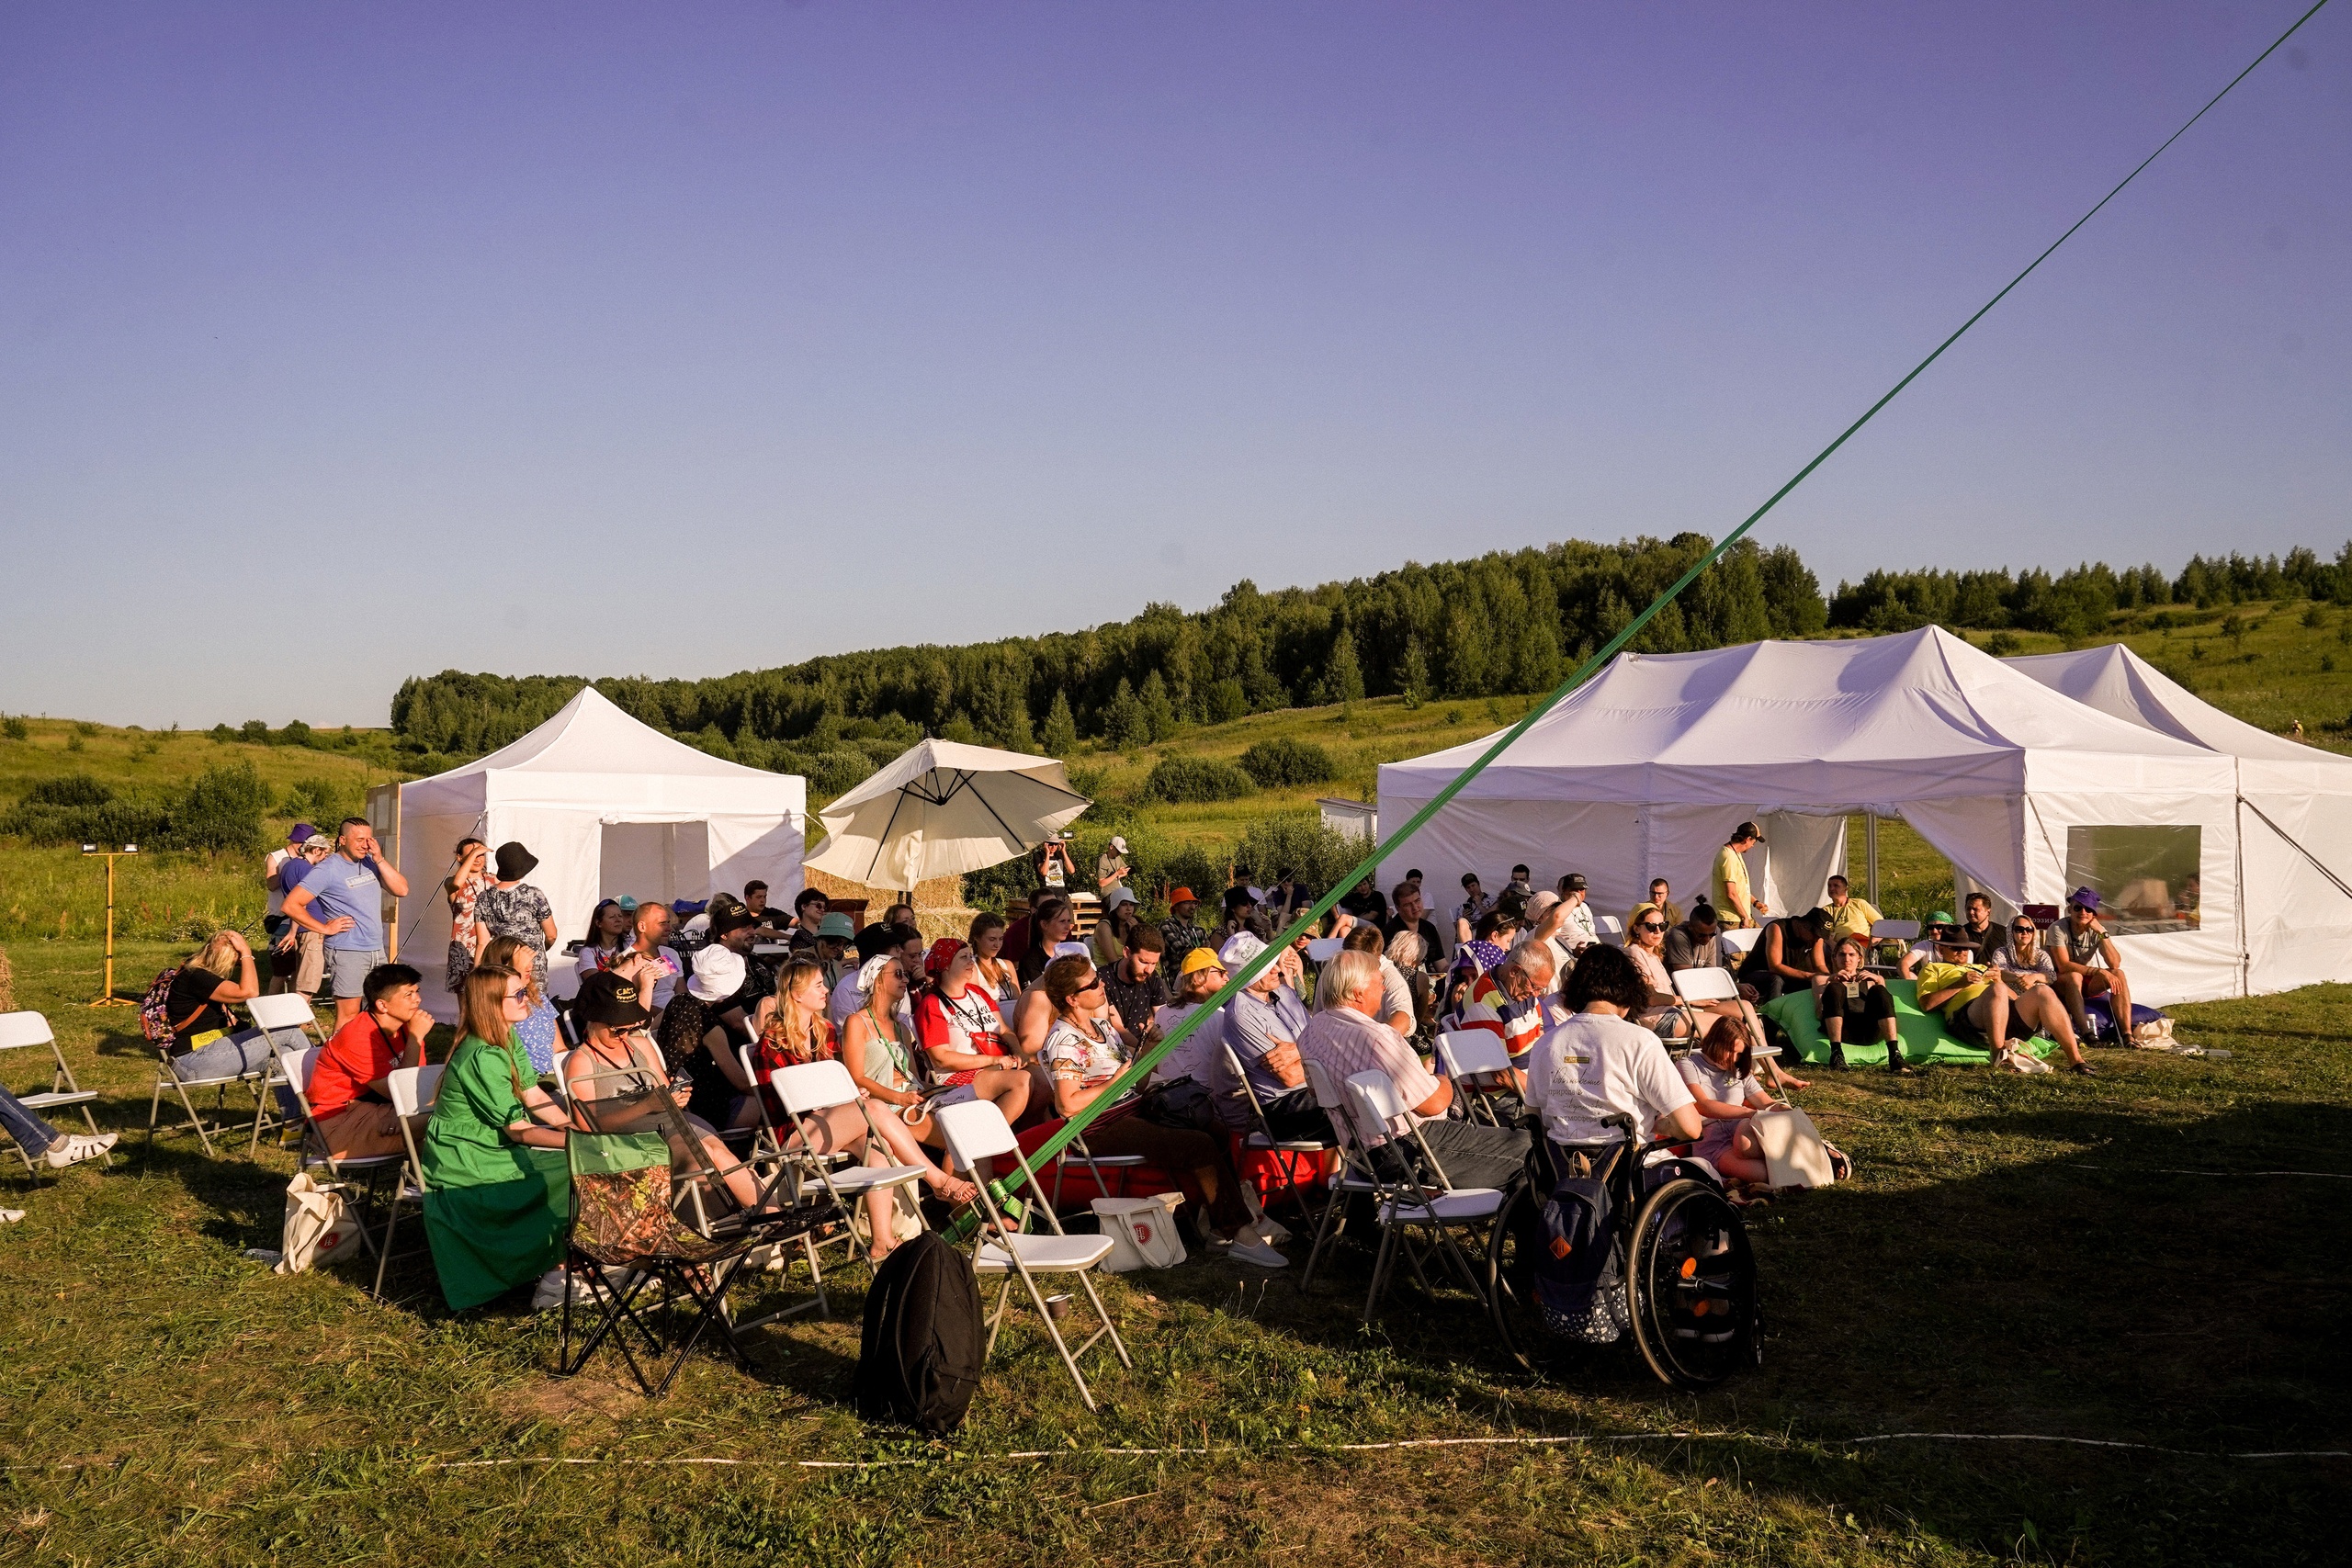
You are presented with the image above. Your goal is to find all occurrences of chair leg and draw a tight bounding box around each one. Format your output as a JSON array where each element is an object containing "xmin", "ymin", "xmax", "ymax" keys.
[
  {"xmin": 373, "ymin": 1196, "xmax": 401, "ymax": 1300},
  {"xmin": 1300, "ymin": 1180, "xmax": 1351, "ymax": 1292},
  {"xmin": 1011, "ymin": 1261, "xmax": 1096, "ymax": 1413},
  {"xmin": 985, "ymin": 1271, "xmax": 1015, "ymax": 1359},
  {"xmin": 1072, "ymin": 1267, "xmax": 1131, "ymax": 1371},
  {"xmin": 1363, "ymin": 1224, "xmax": 1397, "ymax": 1322},
  {"xmin": 170, "ymin": 1078, "xmax": 217, "ymax": 1157}
]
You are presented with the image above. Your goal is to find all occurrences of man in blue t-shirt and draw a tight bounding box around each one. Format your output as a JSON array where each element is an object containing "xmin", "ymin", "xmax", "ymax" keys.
[{"xmin": 283, "ymin": 817, "xmax": 413, "ymax": 1023}]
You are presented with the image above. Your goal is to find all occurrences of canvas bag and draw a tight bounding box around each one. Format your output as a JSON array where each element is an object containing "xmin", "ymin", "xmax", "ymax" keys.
[
  {"xmin": 1091, "ymin": 1192, "xmax": 1187, "ymax": 1272},
  {"xmin": 275, "ymin": 1171, "xmax": 365, "ymax": 1274},
  {"xmin": 1751, "ymin": 1107, "xmax": 1838, "ymax": 1189}
]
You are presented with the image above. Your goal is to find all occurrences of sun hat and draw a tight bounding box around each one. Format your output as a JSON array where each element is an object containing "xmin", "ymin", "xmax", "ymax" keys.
[
  {"xmin": 493, "ymin": 841, "xmax": 538, "ymax": 881},
  {"xmin": 1218, "ymin": 931, "xmax": 1269, "ymax": 970},
  {"xmin": 1527, "ymin": 890, "xmax": 1561, "ymax": 917},
  {"xmin": 1223, "ymin": 886, "xmax": 1257, "ymax": 911},
  {"xmin": 818, "ymin": 911, "xmax": 856, "ymax": 941},
  {"xmin": 287, "ymin": 822, "xmax": 320, "ymax": 843},
  {"xmin": 2069, "ymin": 886, "xmax": 2102, "ymax": 910},
  {"xmin": 1052, "ymin": 941, "xmax": 1091, "ymax": 959},
  {"xmin": 1168, "ymin": 886, "xmax": 1199, "ymax": 908},
  {"xmin": 574, "ymin": 969, "xmax": 651, "ymax": 1029},
  {"xmin": 1179, "ymin": 947, "xmax": 1227, "ymax": 977},
  {"xmin": 686, "ymin": 945, "xmax": 746, "ymax": 1005},
  {"xmin": 1102, "ymin": 886, "xmax": 1138, "ymax": 910},
  {"xmin": 923, "ymin": 937, "xmax": 967, "ymax": 975}
]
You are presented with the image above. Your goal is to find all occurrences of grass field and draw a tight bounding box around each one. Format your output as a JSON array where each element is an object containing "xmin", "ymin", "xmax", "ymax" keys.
[{"xmin": 1, "ymin": 934, "xmax": 2346, "ymax": 1566}]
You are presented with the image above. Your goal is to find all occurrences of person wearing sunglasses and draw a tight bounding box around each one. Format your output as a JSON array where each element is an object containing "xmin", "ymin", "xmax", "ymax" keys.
[{"xmin": 1991, "ymin": 917, "xmax": 2096, "ymax": 1075}]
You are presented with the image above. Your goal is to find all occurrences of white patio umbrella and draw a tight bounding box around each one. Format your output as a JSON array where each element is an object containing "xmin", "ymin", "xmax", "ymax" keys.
[{"xmin": 804, "ymin": 739, "xmax": 1091, "ymax": 889}]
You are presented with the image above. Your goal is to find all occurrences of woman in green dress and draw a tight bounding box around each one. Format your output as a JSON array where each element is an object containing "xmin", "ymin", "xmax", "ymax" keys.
[{"xmin": 421, "ymin": 963, "xmax": 571, "ymax": 1312}]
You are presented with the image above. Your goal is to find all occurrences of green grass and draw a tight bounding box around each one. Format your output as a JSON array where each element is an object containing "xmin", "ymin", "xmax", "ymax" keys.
[{"xmin": 1, "ymin": 936, "xmax": 2346, "ymax": 1564}]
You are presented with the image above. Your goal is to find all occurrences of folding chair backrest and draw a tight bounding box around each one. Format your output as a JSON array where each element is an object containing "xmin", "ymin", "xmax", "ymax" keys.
[
  {"xmin": 1870, "ymin": 919, "xmax": 1921, "ymax": 942},
  {"xmin": 387, "ymin": 1065, "xmax": 444, "ymax": 1120},
  {"xmin": 1671, "ymin": 965, "xmax": 1742, "ymax": 1005},
  {"xmin": 1345, "ymin": 1068, "xmax": 1409, "ymax": 1133},
  {"xmin": 933, "ymin": 1098, "xmax": 1018, "ymax": 1172},
  {"xmin": 1435, "ymin": 1029, "xmax": 1512, "ymax": 1080},
  {"xmin": 549, "ymin": 1048, "xmax": 576, "ymax": 1099},
  {"xmin": 0, "ymin": 1010, "xmax": 56, "ymax": 1050},
  {"xmin": 1719, "ymin": 926, "xmax": 1762, "ymax": 955},
  {"xmin": 545, "ymin": 953, "xmax": 583, "ymax": 1001},
  {"xmin": 244, "ymin": 993, "xmax": 318, "ymax": 1033},
  {"xmin": 774, "ymin": 1058, "xmax": 857, "ymax": 1117},
  {"xmin": 1302, "ymin": 1055, "xmax": 1346, "ymax": 1111},
  {"xmin": 277, "ymin": 1045, "xmax": 322, "ymax": 1102},
  {"xmin": 1593, "ymin": 915, "xmax": 1626, "ymax": 947}
]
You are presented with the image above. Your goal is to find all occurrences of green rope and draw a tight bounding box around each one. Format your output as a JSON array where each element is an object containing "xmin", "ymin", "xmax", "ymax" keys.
[{"xmin": 966, "ymin": 0, "xmax": 2334, "ymax": 1226}]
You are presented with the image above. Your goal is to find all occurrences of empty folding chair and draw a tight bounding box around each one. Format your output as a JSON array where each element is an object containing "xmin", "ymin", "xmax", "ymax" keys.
[
  {"xmin": 762, "ymin": 1059, "xmax": 931, "ymax": 1319},
  {"xmin": 1717, "ymin": 926, "xmax": 1763, "ymax": 957},
  {"xmin": 245, "ymin": 992, "xmax": 327, "ymax": 1149},
  {"xmin": 1295, "ymin": 1058, "xmax": 1384, "ymax": 1293},
  {"xmin": 0, "ymin": 1011, "xmax": 109, "ymax": 1175},
  {"xmin": 933, "ymin": 1098, "xmax": 1132, "ymax": 1413},
  {"xmin": 1592, "ymin": 914, "xmax": 1626, "ymax": 947},
  {"xmin": 1868, "ymin": 919, "xmax": 1920, "ymax": 974},
  {"xmin": 1340, "ymin": 1069, "xmax": 1509, "ymax": 1325},
  {"xmin": 375, "ymin": 1064, "xmax": 445, "ymax": 1299},
  {"xmin": 1433, "ymin": 1029, "xmax": 1520, "ymax": 1126}
]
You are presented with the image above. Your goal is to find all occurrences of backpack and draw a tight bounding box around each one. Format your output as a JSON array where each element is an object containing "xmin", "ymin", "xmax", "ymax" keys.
[
  {"xmin": 138, "ymin": 968, "xmax": 186, "ymax": 1045},
  {"xmin": 855, "ymin": 1232, "xmax": 985, "ymax": 1436}
]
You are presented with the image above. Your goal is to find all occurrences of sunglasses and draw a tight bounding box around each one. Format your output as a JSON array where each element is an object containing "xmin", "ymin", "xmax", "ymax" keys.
[
  {"xmin": 501, "ymin": 987, "xmax": 529, "ymax": 1002},
  {"xmin": 1637, "ymin": 920, "xmax": 1667, "ymax": 932}
]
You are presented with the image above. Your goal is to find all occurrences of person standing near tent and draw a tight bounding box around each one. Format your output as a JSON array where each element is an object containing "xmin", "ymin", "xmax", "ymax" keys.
[
  {"xmin": 2050, "ymin": 889, "xmax": 2135, "ymax": 1048},
  {"xmin": 282, "ymin": 817, "xmax": 413, "ymax": 1026},
  {"xmin": 470, "ymin": 842, "xmax": 558, "ymax": 989},
  {"xmin": 440, "ymin": 838, "xmax": 493, "ymax": 992},
  {"xmin": 1712, "ymin": 823, "xmax": 1767, "ymax": 929}
]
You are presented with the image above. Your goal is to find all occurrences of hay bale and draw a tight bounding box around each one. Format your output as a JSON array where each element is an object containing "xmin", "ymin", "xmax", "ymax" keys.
[{"xmin": 0, "ymin": 943, "xmax": 13, "ymax": 1014}]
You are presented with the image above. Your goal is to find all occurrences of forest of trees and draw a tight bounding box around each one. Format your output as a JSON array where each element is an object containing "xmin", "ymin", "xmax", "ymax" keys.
[{"xmin": 387, "ymin": 536, "xmax": 2352, "ymax": 773}]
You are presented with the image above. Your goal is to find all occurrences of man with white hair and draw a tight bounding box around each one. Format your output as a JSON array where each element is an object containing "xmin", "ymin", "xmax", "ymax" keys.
[
  {"xmin": 1300, "ymin": 948, "xmax": 1531, "ymax": 1191},
  {"xmin": 1453, "ymin": 937, "xmax": 1565, "ymax": 1068}
]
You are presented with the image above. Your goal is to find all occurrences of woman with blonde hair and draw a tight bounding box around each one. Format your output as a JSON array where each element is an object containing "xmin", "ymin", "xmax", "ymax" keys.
[
  {"xmin": 479, "ymin": 934, "xmax": 560, "ymax": 1076},
  {"xmin": 419, "ymin": 963, "xmax": 571, "ymax": 1311},
  {"xmin": 161, "ymin": 928, "xmax": 272, "ymax": 1082}
]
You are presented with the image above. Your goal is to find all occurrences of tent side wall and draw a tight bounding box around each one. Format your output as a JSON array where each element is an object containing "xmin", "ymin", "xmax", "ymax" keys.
[{"xmin": 2236, "ymin": 765, "xmax": 2352, "ymax": 996}]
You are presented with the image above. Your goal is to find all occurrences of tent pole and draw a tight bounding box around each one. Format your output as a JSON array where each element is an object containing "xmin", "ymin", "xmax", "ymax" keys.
[{"xmin": 1865, "ymin": 812, "xmax": 1879, "ymax": 907}]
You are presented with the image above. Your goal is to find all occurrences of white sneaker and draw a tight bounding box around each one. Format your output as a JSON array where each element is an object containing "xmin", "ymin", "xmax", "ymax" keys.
[
  {"xmin": 1227, "ymin": 1239, "xmax": 1290, "ymax": 1269},
  {"xmin": 1244, "ymin": 1215, "xmax": 1292, "ymax": 1247},
  {"xmin": 0, "ymin": 1209, "xmax": 24, "ymax": 1224},
  {"xmin": 44, "ymin": 1133, "xmax": 117, "ymax": 1168}
]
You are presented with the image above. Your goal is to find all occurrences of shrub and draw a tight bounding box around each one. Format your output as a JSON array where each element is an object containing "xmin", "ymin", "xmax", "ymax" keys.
[
  {"xmin": 1139, "ymin": 756, "xmax": 1254, "ymax": 804},
  {"xmin": 26, "ymin": 774, "xmax": 113, "ymax": 808},
  {"xmin": 1984, "ymin": 631, "xmax": 2023, "ymax": 657},
  {"xmin": 1237, "ymin": 738, "xmax": 1338, "ymax": 789},
  {"xmin": 2, "ymin": 764, "xmax": 266, "ymax": 852},
  {"xmin": 282, "ymin": 776, "xmax": 360, "ymax": 826},
  {"xmin": 168, "ymin": 762, "xmax": 271, "ymax": 852},
  {"xmin": 1, "ymin": 716, "xmax": 26, "ymax": 740},
  {"xmin": 1231, "ymin": 810, "xmax": 1371, "ymax": 901}
]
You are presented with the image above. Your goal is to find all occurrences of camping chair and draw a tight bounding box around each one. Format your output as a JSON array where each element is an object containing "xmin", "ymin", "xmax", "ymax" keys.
[
  {"xmin": 1340, "ymin": 1069, "xmax": 1507, "ymax": 1325},
  {"xmin": 557, "ymin": 1054, "xmax": 834, "ymax": 1397},
  {"xmin": 1433, "ymin": 1030, "xmax": 1520, "ymax": 1126},
  {"xmin": 374, "ymin": 1065, "xmax": 445, "ymax": 1300},
  {"xmin": 761, "ymin": 1059, "xmax": 931, "ymax": 1321},
  {"xmin": 0, "ymin": 1011, "xmax": 109, "ymax": 1176},
  {"xmin": 933, "ymin": 1099, "xmax": 1132, "ymax": 1414},
  {"xmin": 1216, "ymin": 1039, "xmax": 1328, "ymax": 1226},
  {"xmin": 1295, "ymin": 1058, "xmax": 1385, "ymax": 1293}
]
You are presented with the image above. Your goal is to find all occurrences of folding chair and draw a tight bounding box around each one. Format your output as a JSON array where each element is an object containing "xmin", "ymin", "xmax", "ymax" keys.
[
  {"xmin": 1718, "ymin": 926, "xmax": 1763, "ymax": 956},
  {"xmin": 1433, "ymin": 1030, "xmax": 1519, "ymax": 1126},
  {"xmin": 1592, "ymin": 914, "xmax": 1626, "ymax": 947},
  {"xmin": 377, "ymin": 1065, "xmax": 445, "ymax": 1300},
  {"xmin": 558, "ymin": 1056, "xmax": 836, "ymax": 1397},
  {"xmin": 762, "ymin": 1059, "xmax": 930, "ymax": 1320},
  {"xmin": 1340, "ymin": 1069, "xmax": 1508, "ymax": 1325},
  {"xmin": 1868, "ymin": 919, "xmax": 1920, "ymax": 974},
  {"xmin": 1667, "ymin": 968, "xmax": 1781, "ymax": 1063},
  {"xmin": 0, "ymin": 1011, "xmax": 109, "ymax": 1175},
  {"xmin": 1046, "ymin": 1118, "xmax": 1150, "ymax": 1212},
  {"xmin": 1295, "ymin": 1058, "xmax": 1383, "ymax": 1293},
  {"xmin": 245, "ymin": 992, "xmax": 327, "ymax": 1147},
  {"xmin": 1217, "ymin": 1040, "xmax": 1328, "ymax": 1228},
  {"xmin": 147, "ymin": 1022, "xmax": 279, "ymax": 1159},
  {"xmin": 933, "ymin": 1099, "xmax": 1132, "ymax": 1413}
]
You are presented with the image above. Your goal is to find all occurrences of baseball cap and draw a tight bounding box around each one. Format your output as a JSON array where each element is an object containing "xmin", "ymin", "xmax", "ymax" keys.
[
  {"xmin": 615, "ymin": 895, "xmax": 639, "ymax": 912},
  {"xmin": 686, "ymin": 945, "xmax": 746, "ymax": 1005},
  {"xmin": 1110, "ymin": 835, "xmax": 1127, "ymax": 852},
  {"xmin": 1927, "ymin": 910, "xmax": 1953, "ymax": 925},
  {"xmin": 818, "ymin": 911, "xmax": 856, "ymax": 941},
  {"xmin": 574, "ymin": 969, "xmax": 651, "ymax": 1029},
  {"xmin": 711, "ymin": 910, "xmax": 759, "ymax": 938},
  {"xmin": 2069, "ymin": 886, "xmax": 2102, "ymax": 911},
  {"xmin": 1561, "ymin": 873, "xmax": 1589, "ymax": 893},
  {"xmin": 1179, "ymin": 947, "xmax": 1227, "ymax": 977},
  {"xmin": 1735, "ymin": 820, "xmax": 1764, "ymax": 842}
]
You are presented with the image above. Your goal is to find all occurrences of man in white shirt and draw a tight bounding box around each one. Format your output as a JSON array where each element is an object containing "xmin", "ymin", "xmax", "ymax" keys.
[
  {"xmin": 1522, "ymin": 944, "xmax": 1702, "ymax": 1148},
  {"xmin": 1300, "ymin": 950, "xmax": 1530, "ymax": 1191}
]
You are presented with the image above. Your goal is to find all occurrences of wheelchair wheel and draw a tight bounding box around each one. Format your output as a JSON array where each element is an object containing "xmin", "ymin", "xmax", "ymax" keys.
[
  {"xmin": 1482, "ymin": 1184, "xmax": 1604, "ymax": 1376},
  {"xmin": 1626, "ymin": 1178, "xmax": 1758, "ymax": 1390}
]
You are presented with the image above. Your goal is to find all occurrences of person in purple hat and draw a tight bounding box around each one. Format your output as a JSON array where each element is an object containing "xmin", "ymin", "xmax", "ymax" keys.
[{"xmin": 2051, "ymin": 887, "xmax": 2134, "ymax": 1047}]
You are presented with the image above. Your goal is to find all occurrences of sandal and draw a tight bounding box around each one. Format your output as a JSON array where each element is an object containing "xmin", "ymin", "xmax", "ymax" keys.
[{"xmin": 929, "ymin": 1174, "xmax": 979, "ymax": 1205}]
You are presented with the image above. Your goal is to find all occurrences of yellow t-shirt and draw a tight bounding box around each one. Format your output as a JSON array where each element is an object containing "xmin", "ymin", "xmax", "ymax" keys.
[
  {"xmin": 1822, "ymin": 897, "xmax": 1883, "ymax": 949},
  {"xmin": 1914, "ymin": 960, "xmax": 1990, "ymax": 1018},
  {"xmin": 1712, "ymin": 845, "xmax": 1756, "ymax": 925}
]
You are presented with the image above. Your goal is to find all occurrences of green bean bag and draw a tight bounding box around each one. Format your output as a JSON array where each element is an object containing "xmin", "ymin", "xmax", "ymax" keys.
[{"xmin": 1758, "ymin": 979, "xmax": 2057, "ymax": 1067}]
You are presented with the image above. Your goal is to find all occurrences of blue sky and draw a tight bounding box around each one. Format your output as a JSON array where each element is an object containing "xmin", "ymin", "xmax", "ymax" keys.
[{"xmin": 2, "ymin": 2, "xmax": 2346, "ymax": 727}]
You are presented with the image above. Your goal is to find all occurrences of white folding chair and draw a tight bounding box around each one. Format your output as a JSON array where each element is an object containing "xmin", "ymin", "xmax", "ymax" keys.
[
  {"xmin": 377, "ymin": 1065, "xmax": 445, "ymax": 1300},
  {"xmin": 763, "ymin": 1060, "xmax": 930, "ymax": 1320},
  {"xmin": 544, "ymin": 953, "xmax": 583, "ymax": 1002},
  {"xmin": 1217, "ymin": 1039, "xmax": 1327, "ymax": 1226},
  {"xmin": 1718, "ymin": 926, "xmax": 1763, "ymax": 956},
  {"xmin": 1432, "ymin": 1030, "xmax": 1518, "ymax": 1126},
  {"xmin": 1867, "ymin": 919, "xmax": 1920, "ymax": 974},
  {"xmin": 1295, "ymin": 1058, "xmax": 1384, "ymax": 1293},
  {"xmin": 245, "ymin": 992, "xmax": 327, "ymax": 1146},
  {"xmin": 0, "ymin": 1011, "xmax": 109, "ymax": 1174},
  {"xmin": 1341, "ymin": 1069, "xmax": 1507, "ymax": 1325},
  {"xmin": 147, "ymin": 1012, "xmax": 280, "ymax": 1159},
  {"xmin": 1592, "ymin": 914, "xmax": 1626, "ymax": 947},
  {"xmin": 272, "ymin": 1043, "xmax": 407, "ymax": 1180},
  {"xmin": 1667, "ymin": 966, "xmax": 1782, "ymax": 1060},
  {"xmin": 934, "ymin": 1098, "xmax": 1132, "ymax": 1413}
]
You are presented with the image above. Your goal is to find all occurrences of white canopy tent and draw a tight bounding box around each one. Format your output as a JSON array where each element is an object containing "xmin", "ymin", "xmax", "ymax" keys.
[
  {"xmin": 2007, "ymin": 642, "xmax": 2352, "ymax": 995},
  {"xmin": 382, "ymin": 687, "xmax": 806, "ymax": 1021},
  {"xmin": 1374, "ymin": 626, "xmax": 2297, "ymax": 1006}
]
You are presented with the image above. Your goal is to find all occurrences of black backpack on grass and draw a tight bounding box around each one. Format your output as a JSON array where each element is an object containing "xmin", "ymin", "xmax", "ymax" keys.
[{"xmin": 855, "ymin": 1232, "xmax": 984, "ymax": 1436}]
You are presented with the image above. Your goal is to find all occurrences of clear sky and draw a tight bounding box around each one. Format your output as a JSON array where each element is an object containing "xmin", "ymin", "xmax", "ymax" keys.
[{"xmin": 3, "ymin": 1, "xmax": 2346, "ymax": 728}]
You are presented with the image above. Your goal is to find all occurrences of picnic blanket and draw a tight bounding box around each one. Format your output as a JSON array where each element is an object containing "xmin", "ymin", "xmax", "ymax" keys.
[{"xmin": 1759, "ymin": 979, "xmax": 2057, "ymax": 1067}]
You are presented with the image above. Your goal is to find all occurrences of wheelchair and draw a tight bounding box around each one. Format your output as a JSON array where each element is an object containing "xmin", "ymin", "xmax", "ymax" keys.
[{"xmin": 1483, "ymin": 1112, "xmax": 1760, "ymax": 1390}]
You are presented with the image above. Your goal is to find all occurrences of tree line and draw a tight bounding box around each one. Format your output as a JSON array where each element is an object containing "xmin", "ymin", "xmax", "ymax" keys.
[{"xmin": 386, "ymin": 536, "xmax": 2352, "ymax": 768}]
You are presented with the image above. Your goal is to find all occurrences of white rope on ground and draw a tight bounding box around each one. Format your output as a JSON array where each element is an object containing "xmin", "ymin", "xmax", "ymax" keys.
[{"xmin": 2062, "ymin": 1165, "xmax": 2352, "ymax": 1180}]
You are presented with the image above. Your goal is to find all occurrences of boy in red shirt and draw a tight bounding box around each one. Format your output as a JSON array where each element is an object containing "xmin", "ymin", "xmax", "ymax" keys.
[{"xmin": 305, "ymin": 962, "xmax": 431, "ymax": 1162}]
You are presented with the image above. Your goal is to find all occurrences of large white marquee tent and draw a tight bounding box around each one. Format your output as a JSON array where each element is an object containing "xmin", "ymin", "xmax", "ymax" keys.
[
  {"xmin": 374, "ymin": 687, "xmax": 807, "ymax": 1020},
  {"xmin": 1376, "ymin": 626, "xmax": 2352, "ymax": 1006}
]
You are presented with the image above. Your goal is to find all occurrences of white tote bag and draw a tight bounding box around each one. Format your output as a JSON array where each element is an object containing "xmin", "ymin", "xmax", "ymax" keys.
[
  {"xmin": 1751, "ymin": 1107, "xmax": 1838, "ymax": 1190},
  {"xmin": 276, "ymin": 1170, "xmax": 366, "ymax": 1274},
  {"xmin": 1091, "ymin": 1192, "xmax": 1187, "ymax": 1272}
]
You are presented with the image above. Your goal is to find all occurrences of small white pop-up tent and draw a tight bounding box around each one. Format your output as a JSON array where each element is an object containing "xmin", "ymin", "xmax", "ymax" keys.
[
  {"xmin": 1375, "ymin": 626, "xmax": 2290, "ymax": 1005},
  {"xmin": 2008, "ymin": 642, "xmax": 2352, "ymax": 995},
  {"xmin": 380, "ymin": 687, "xmax": 806, "ymax": 1019}
]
